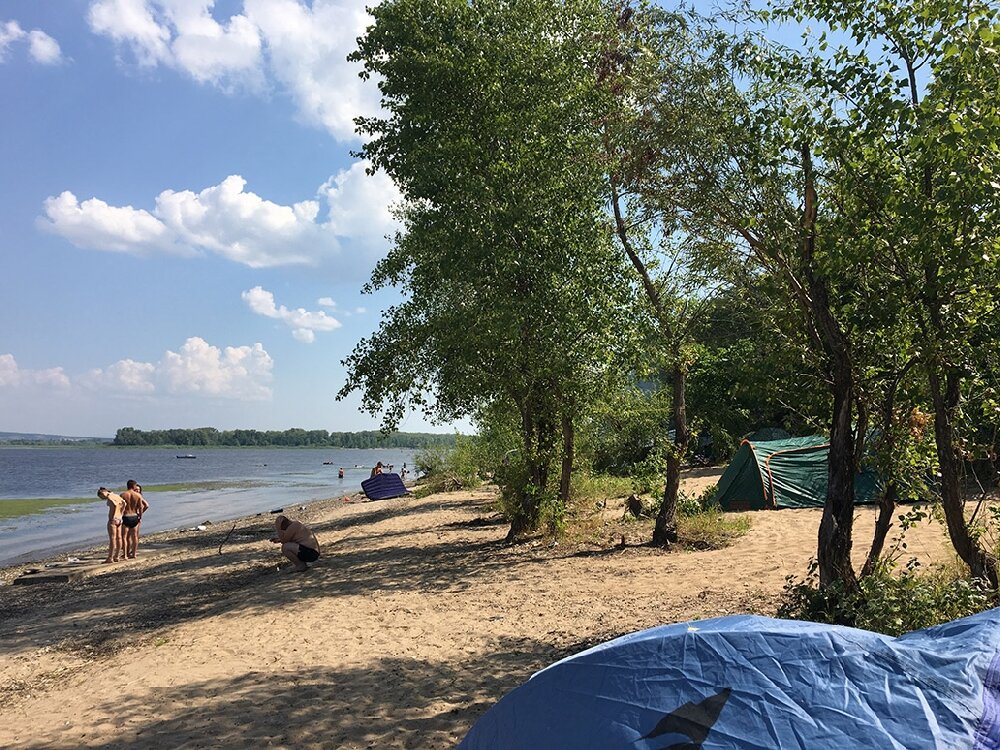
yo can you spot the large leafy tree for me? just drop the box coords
[761,0,1000,587]
[341,0,634,538]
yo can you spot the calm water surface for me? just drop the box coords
[0,446,417,566]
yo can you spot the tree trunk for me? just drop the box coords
[800,145,858,591]
[818,369,859,589]
[653,362,689,546]
[506,402,549,542]
[559,412,574,505]
[928,367,999,588]
[862,483,898,578]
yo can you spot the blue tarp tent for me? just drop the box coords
[459,608,1000,749]
[361,472,410,500]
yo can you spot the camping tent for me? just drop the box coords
[714,436,881,510]
[458,608,1000,749]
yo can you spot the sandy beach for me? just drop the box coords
[0,469,962,749]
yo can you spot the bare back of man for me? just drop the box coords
[120,480,149,559]
[272,515,321,572]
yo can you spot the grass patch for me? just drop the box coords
[0,497,93,519]
[676,508,751,550]
[559,492,751,552]
[571,472,634,502]
[142,480,269,493]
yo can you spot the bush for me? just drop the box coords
[778,559,996,636]
[676,507,751,549]
[676,483,719,517]
[413,436,482,494]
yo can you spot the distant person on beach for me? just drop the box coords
[98,487,125,563]
[271,515,321,572]
[338,467,344,479]
[370,461,383,478]
[120,480,149,559]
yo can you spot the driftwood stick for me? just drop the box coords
[219,523,237,555]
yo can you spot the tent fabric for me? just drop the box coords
[360,472,410,500]
[458,608,1000,750]
[714,436,881,510]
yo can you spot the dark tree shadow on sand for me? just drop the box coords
[17,635,600,750]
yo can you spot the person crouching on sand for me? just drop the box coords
[271,515,321,572]
[98,487,125,563]
[120,480,149,559]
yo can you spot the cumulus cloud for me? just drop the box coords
[88,0,262,87]
[1,20,62,64]
[317,297,335,308]
[159,337,272,399]
[1,339,273,401]
[41,166,401,270]
[0,353,20,386]
[0,355,72,389]
[28,30,62,63]
[243,0,378,141]
[242,286,341,343]
[87,0,378,140]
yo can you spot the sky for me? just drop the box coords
[0,0,462,438]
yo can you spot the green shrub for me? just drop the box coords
[631,452,667,495]
[413,435,482,493]
[778,559,995,636]
[676,483,719,517]
[677,507,751,549]
[570,472,634,502]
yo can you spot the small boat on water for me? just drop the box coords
[176,454,196,459]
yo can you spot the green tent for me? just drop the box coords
[714,436,882,510]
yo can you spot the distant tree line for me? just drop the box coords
[112,427,458,449]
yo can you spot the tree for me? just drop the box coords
[762,0,1000,587]
[342,0,635,538]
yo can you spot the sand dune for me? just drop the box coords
[0,470,960,749]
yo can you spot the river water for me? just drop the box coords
[0,446,418,566]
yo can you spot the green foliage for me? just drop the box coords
[569,471,634,503]
[413,437,483,494]
[342,0,639,536]
[676,508,751,550]
[112,427,455,449]
[630,451,667,496]
[676,483,719,517]
[779,559,995,637]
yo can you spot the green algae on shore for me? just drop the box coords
[143,479,269,493]
[0,498,92,519]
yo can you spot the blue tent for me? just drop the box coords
[361,472,411,500]
[459,609,1000,749]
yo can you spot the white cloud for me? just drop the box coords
[243,0,378,141]
[242,286,341,343]
[40,191,178,255]
[87,0,378,141]
[317,297,335,308]
[0,353,20,386]
[159,337,272,399]
[1,340,272,401]
[354,306,366,314]
[41,166,401,271]
[89,0,261,87]
[0,355,72,388]
[1,20,62,64]
[28,30,62,64]
[81,359,157,393]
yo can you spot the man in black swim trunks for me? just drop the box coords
[120,480,149,559]
[271,515,321,572]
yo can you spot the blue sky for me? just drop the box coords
[0,0,454,438]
